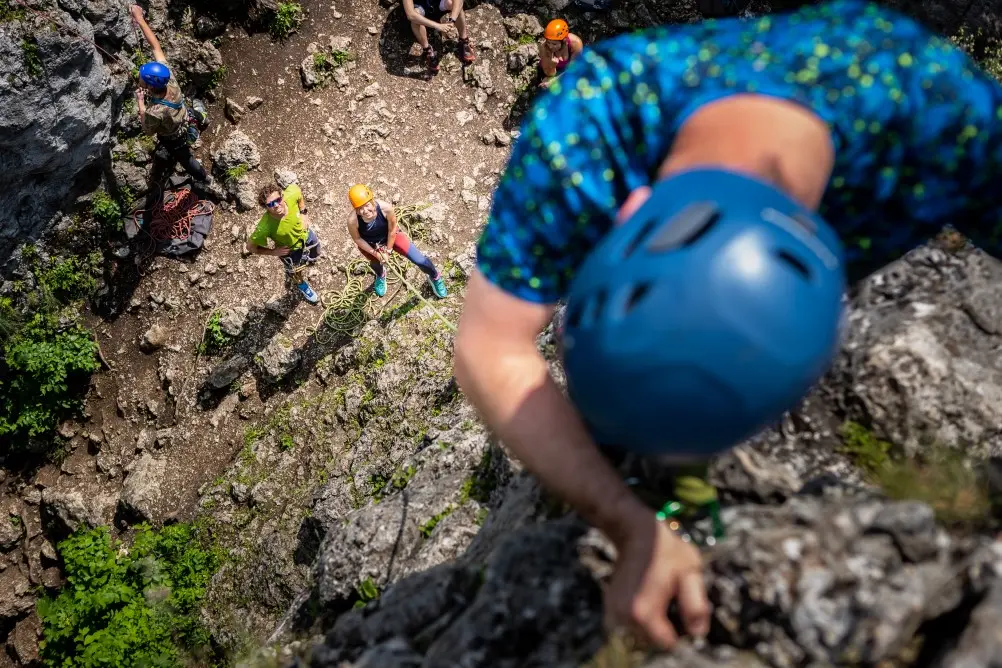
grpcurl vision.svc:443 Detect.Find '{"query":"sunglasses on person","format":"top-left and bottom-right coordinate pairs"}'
top-left (266, 197), bottom-right (283, 208)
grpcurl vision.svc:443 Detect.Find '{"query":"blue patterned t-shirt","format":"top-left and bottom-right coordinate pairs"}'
top-left (477, 0), bottom-right (1002, 303)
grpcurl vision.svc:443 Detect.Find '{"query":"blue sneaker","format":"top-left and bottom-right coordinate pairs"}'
top-left (430, 275), bottom-right (448, 299)
top-left (373, 274), bottom-right (387, 297)
top-left (297, 281), bottom-right (319, 304)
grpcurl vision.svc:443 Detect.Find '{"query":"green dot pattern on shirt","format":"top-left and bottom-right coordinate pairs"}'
top-left (476, 0), bottom-right (1002, 304)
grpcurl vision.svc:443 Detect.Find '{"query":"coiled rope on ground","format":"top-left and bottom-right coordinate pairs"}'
top-left (308, 204), bottom-right (457, 344)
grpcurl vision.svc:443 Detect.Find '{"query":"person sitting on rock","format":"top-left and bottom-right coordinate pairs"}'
top-left (247, 183), bottom-right (321, 305)
top-left (401, 0), bottom-right (476, 75)
top-left (454, 0), bottom-right (1002, 654)
top-left (130, 4), bottom-right (211, 223)
top-left (346, 185), bottom-right (448, 299)
top-left (537, 19), bottom-right (584, 89)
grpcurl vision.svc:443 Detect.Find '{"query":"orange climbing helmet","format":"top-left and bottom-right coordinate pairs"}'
top-left (348, 184), bottom-right (374, 208)
top-left (544, 19), bottom-right (569, 41)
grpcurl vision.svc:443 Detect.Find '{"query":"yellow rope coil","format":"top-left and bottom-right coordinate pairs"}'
top-left (306, 204), bottom-right (456, 344)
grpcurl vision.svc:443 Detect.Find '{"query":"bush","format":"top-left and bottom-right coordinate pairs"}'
top-left (91, 190), bottom-right (122, 230)
top-left (0, 311), bottom-right (99, 443)
top-left (224, 163), bottom-right (249, 182)
top-left (37, 523), bottom-right (221, 667)
top-left (198, 310), bottom-right (233, 354)
top-left (38, 255), bottom-right (100, 302)
top-left (269, 2), bottom-right (303, 41)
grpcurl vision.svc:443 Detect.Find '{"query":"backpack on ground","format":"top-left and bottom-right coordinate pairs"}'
top-left (132, 181), bottom-right (214, 257)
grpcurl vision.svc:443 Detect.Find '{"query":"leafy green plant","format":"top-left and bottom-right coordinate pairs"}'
top-left (838, 421), bottom-right (892, 475)
top-left (37, 523), bottom-right (221, 667)
top-left (0, 312), bottom-right (99, 444)
top-left (207, 65), bottom-right (226, 90)
top-left (839, 421), bottom-right (992, 527)
top-left (313, 49), bottom-right (353, 78)
top-left (419, 505), bottom-right (455, 538)
top-left (459, 449), bottom-right (498, 505)
top-left (269, 2), bottom-right (303, 41)
top-left (0, 0), bottom-right (26, 22)
top-left (225, 163), bottom-right (250, 181)
top-left (198, 311), bottom-right (232, 354)
top-left (21, 38), bottom-right (42, 77)
top-left (352, 578), bottom-right (380, 609)
top-left (91, 190), bottom-right (122, 230)
top-left (129, 46), bottom-right (149, 80)
top-left (38, 256), bottom-right (100, 302)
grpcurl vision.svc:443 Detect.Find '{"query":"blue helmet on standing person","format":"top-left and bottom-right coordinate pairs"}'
top-left (138, 61), bottom-right (171, 89)
top-left (561, 168), bottom-right (847, 458)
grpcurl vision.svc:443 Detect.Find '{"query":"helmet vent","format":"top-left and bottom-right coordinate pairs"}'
top-left (647, 202), bottom-right (720, 252)
top-left (623, 218), bottom-right (659, 259)
top-left (566, 304), bottom-right (584, 329)
top-left (624, 282), bottom-right (652, 315)
top-left (776, 249), bottom-right (811, 281)
top-left (792, 212), bottom-right (818, 235)
top-left (589, 289), bottom-right (608, 324)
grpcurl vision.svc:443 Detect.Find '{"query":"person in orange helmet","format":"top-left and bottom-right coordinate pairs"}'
top-left (345, 185), bottom-right (449, 299)
top-left (538, 19), bottom-right (584, 89)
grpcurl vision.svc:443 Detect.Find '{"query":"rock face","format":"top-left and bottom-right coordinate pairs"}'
top-left (827, 244), bottom-right (1002, 459)
top-left (0, 1), bottom-right (124, 260)
top-left (256, 334), bottom-right (301, 383)
top-left (308, 490), bottom-right (1002, 668)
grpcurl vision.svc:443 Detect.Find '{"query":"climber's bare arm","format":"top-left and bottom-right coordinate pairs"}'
top-left (454, 270), bottom-right (649, 545)
top-left (130, 5), bottom-right (168, 64)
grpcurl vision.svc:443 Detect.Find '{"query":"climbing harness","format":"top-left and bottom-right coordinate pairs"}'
top-left (626, 472), bottom-right (727, 548)
top-left (656, 498), bottom-right (726, 547)
top-left (307, 205), bottom-right (458, 344)
top-left (280, 238), bottom-right (323, 283)
top-left (148, 95), bottom-right (207, 146)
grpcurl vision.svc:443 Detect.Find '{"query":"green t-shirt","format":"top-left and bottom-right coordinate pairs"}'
top-left (250, 184), bottom-right (308, 249)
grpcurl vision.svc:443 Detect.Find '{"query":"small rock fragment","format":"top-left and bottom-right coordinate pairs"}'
top-left (140, 324), bottom-right (168, 353)
top-left (225, 98), bottom-right (245, 124)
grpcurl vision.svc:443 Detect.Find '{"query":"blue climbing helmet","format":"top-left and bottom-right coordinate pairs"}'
top-left (561, 168), bottom-right (847, 458)
top-left (139, 61), bottom-right (171, 88)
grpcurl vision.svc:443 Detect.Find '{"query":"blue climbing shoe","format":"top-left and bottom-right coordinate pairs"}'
top-left (430, 275), bottom-right (448, 299)
top-left (373, 275), bottom-right (387, 297)
top-left (298, 281), bottom-right (319, 304)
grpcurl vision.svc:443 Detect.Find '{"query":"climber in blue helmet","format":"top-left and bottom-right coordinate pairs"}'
top-left (130, 5), bottom-right (212, 226)
top-left (453, 0), bottom-right (1002, 653)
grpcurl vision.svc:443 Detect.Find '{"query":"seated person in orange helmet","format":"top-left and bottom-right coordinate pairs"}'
top-left (538, 19), bottom-right (584, 89)
top-left (346, 185), bottom-right (449, 299)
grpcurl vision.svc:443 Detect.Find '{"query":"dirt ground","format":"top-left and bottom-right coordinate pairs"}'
top-left (42, 0), bottom-right (521, 523)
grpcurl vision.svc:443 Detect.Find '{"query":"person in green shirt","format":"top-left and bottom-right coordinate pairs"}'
top-left (246, 183), bottom-right (322, 304)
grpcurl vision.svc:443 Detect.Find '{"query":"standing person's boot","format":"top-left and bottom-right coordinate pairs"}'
top-left (373, 273), bottom-right (387, 297)
top-left (298, 280), bottom-right (320, 304)
top-left (457, 37), bottom-right (475, 64)
top-left (430, 273), bottom-right (448, 298)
